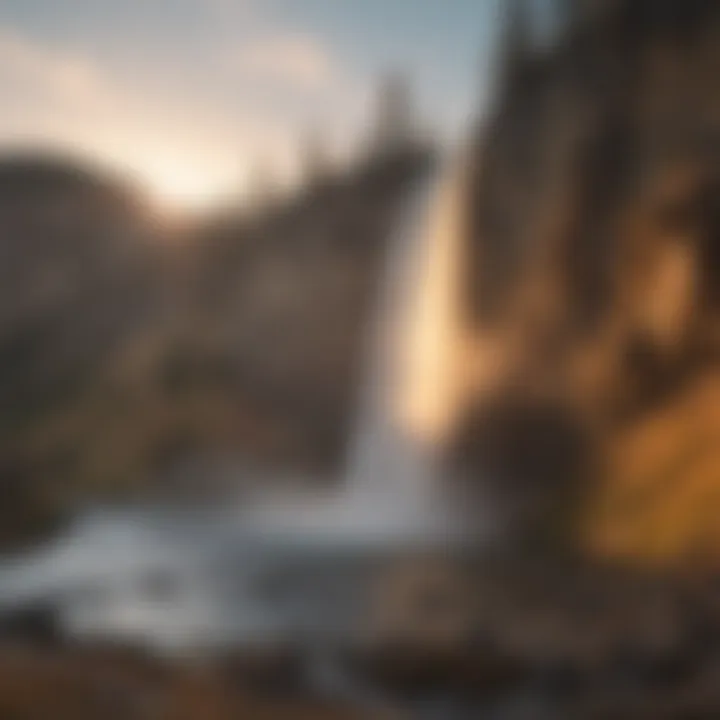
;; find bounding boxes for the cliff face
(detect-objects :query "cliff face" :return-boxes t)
[457,0,720,564]
[0,157,154,422]
[0,156,166,546]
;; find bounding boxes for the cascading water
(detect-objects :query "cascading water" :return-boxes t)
[340,156,467,537]
[344,167,442,504]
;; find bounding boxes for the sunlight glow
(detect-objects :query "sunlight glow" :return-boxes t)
[138,160,246,212]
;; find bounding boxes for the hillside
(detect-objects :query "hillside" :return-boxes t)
[0,146,434,548]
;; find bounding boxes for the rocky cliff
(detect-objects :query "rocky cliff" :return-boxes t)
[457,0,720,565]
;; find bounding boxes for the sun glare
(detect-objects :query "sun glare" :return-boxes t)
[130,155,248,213]
[148,168,241,212]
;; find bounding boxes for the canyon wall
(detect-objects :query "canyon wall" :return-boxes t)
[456,0,720,564]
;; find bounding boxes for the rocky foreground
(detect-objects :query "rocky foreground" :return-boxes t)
[0,645,359,720]
[4,560,720,718]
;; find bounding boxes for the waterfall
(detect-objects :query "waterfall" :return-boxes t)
[341,155,468,536]
[344,166,442,501]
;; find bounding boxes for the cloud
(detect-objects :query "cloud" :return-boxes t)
[231,34,336,93]
[0,27,302,207]
[0,23,371,209]
[0,29,106,103]
[223,30,372,161]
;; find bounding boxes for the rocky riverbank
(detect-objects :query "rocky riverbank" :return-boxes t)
[5,559,720,719]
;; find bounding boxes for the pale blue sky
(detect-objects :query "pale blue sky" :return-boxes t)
[0,0,505,206]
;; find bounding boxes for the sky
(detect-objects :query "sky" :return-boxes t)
[0,0,503,209]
